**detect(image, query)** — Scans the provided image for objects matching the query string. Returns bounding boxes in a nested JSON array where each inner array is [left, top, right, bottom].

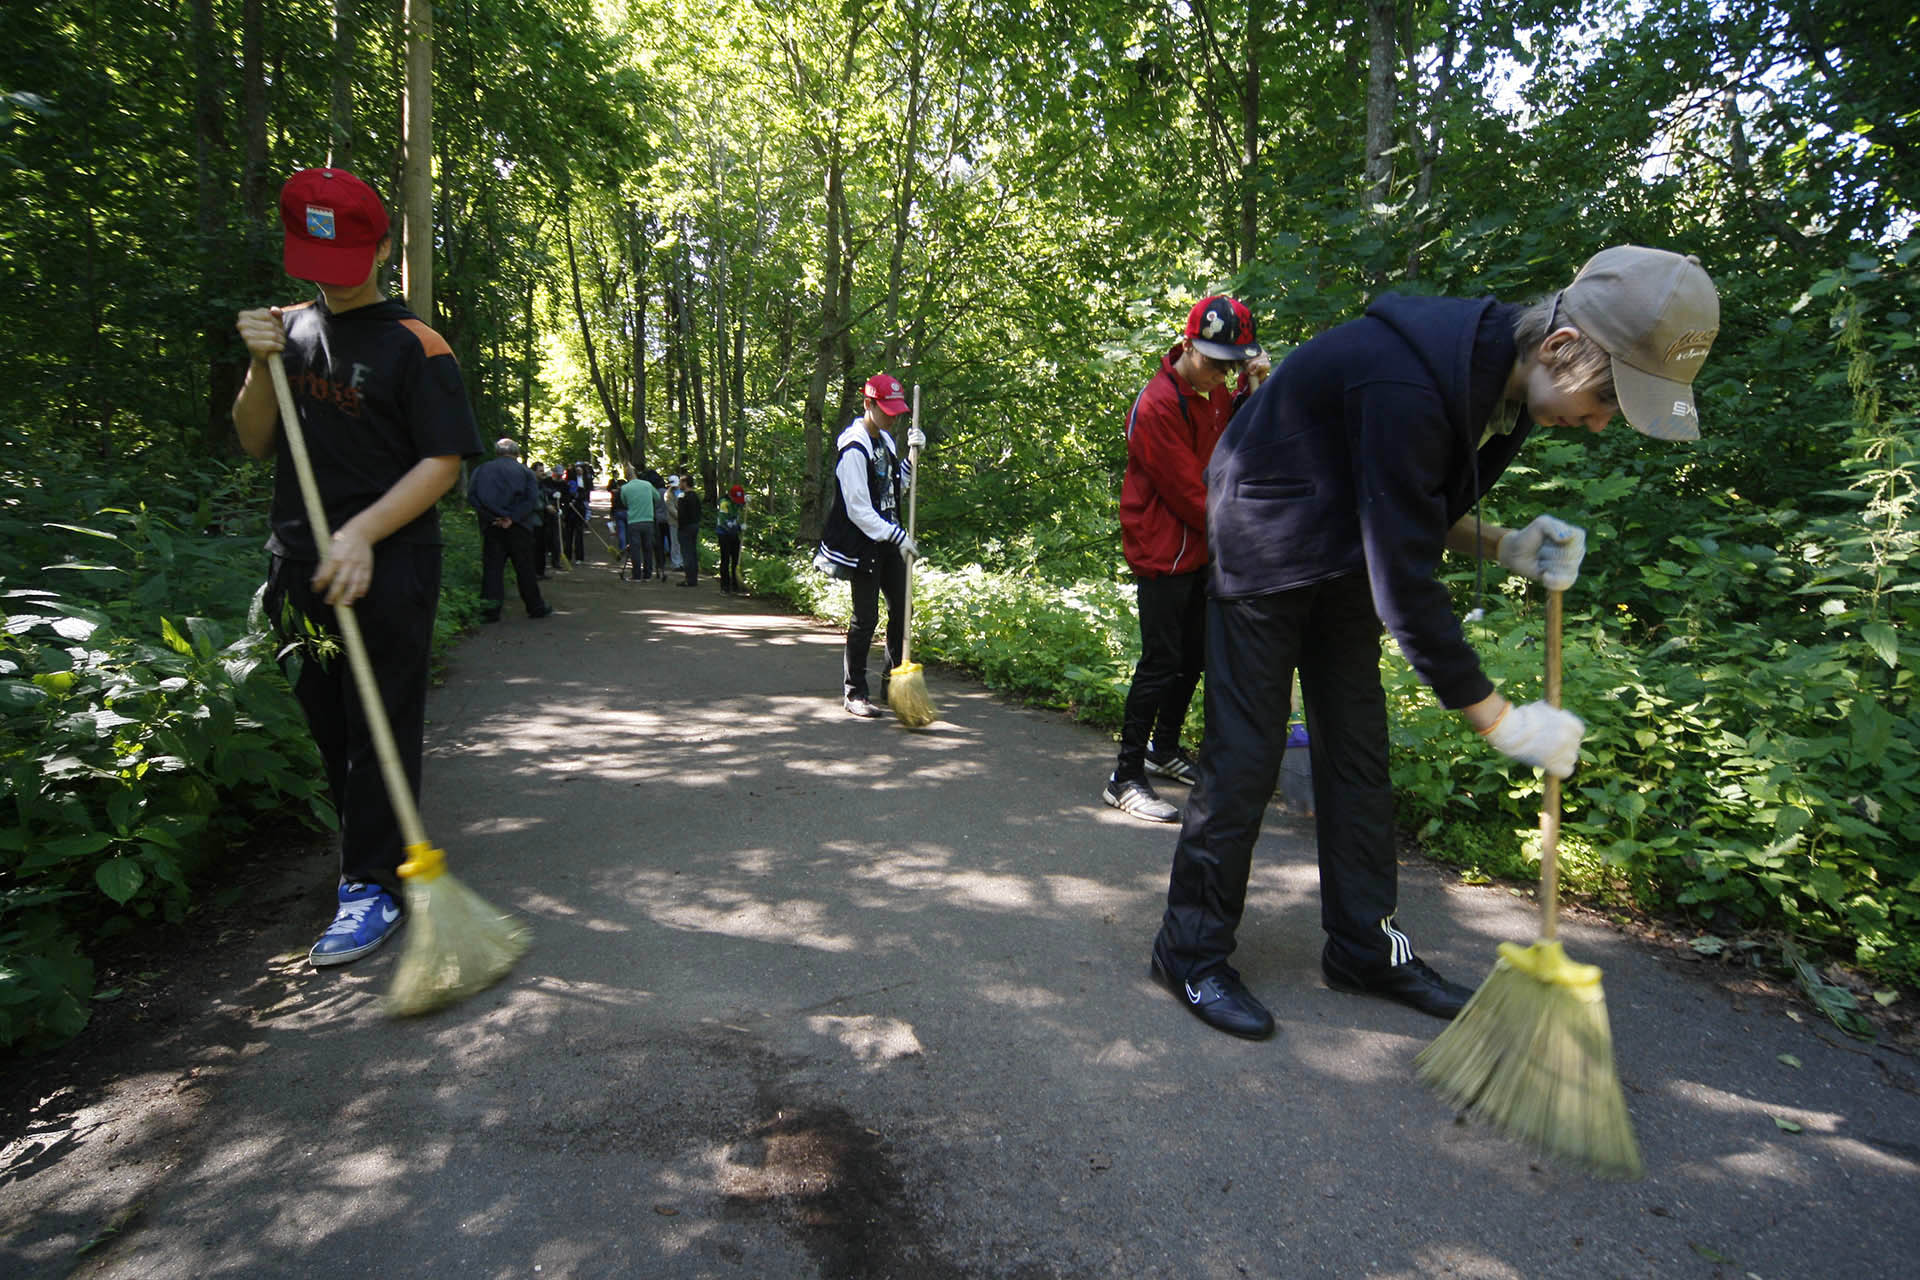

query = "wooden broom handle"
[[267, 352, 430, 850], [1540, 587, 1563, 940], [900, 385, 921, 667]]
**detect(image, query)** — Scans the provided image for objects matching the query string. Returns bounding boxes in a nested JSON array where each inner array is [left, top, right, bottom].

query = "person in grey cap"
[[1149, 246, 1719, 1040], [467, 437, 552, 621]]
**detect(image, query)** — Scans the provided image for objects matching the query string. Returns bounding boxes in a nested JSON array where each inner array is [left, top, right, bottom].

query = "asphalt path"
[[4, 548, 1917, 1279]]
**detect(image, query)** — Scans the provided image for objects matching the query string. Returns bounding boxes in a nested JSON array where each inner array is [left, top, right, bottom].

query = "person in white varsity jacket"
[[813, 372, 927, 718]]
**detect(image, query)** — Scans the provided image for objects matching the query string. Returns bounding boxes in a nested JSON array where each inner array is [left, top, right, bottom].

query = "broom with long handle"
[[887, 385, 937, 728], [1415, 588, 1641, 1178], [267, 353, 530, 1016]]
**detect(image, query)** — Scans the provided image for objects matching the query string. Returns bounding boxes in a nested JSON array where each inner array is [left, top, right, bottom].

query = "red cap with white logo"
[[863, 373, 910, 415], [279, 168, 390, 288]]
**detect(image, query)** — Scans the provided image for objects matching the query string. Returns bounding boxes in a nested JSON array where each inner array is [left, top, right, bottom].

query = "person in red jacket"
[[1103, 297, 1270, 822]]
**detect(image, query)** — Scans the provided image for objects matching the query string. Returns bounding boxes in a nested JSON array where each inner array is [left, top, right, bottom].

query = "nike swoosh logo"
[[381, 905, 400, 924], [1184, 982, 1205, 1005]]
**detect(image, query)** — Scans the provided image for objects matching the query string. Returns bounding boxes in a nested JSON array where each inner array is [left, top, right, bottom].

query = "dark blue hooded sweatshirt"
[[1206, 294, 1530, 710]]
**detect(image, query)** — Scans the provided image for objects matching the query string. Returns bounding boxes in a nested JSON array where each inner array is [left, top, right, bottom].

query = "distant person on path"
[[534, 462, 566, 573], [620, 471, 661, 581], [716, 483, 746, 594], [1150, 246, 1720, 1039], [1103, 296, 1269, 825], [662, 475, 684, 571], [646, 466, 672, 580], [814, 373, 926, 718], [675, 476, 703, 587], [561, 464, 588, 565], [467, 437, 552, 621], [609, 472, 630, 559], [231, 166, 481, 968]]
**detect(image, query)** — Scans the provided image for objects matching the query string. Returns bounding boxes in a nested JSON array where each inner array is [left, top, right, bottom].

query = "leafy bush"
[[0, 454, 484, 1052]]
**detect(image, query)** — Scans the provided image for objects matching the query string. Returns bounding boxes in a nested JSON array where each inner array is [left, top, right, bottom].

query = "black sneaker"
[[1151, 954, 1275, 1040], [843, 694, 886, 719], [1102, 777, 1178, 823], [1322, 947, 1474, 1020], [1145, 744, 1199, 785], [528, 604, 555, 619]]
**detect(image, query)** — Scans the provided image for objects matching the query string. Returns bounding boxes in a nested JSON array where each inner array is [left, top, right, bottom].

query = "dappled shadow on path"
[[4, 564, 1915, 1279]]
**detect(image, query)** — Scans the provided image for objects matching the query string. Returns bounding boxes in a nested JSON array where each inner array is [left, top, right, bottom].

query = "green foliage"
[[0, 455, 484, 1052], [0, 590, 330, 1050]]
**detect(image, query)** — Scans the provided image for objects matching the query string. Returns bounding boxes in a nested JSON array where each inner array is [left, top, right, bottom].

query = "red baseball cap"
[[1184, 296, 1263, 362], [279, 168, 390, 287], [729, 484, 746, 504], [863, 373, 910, 415]]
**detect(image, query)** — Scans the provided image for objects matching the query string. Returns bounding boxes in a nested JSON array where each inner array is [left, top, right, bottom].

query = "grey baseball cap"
[[1560, 246, 1720, 441]]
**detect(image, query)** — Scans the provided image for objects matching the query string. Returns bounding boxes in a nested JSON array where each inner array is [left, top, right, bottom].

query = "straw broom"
[[1415, 588, 1641, 1178], [887, 385, 937, 728], [267, 354, 531, 1016]]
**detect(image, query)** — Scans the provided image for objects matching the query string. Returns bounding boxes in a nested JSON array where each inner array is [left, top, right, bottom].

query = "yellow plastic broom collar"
[[397, 842, 446, 881], [1495, 939, 1604, 990]]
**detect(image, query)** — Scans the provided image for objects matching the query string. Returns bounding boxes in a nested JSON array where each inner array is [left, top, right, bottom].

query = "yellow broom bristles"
[[1416, 940, 1642, 1179], [887, 661, 937, 728], [385, 843, 531, 1017]]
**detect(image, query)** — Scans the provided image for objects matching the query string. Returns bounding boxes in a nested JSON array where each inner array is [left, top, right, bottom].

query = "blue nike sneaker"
[[309, 881, 404, 967]]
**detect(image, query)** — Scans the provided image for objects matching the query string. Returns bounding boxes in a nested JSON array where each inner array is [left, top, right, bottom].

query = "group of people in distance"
[[234, 165, 1721, 1051], [610, 468, 748, 594]]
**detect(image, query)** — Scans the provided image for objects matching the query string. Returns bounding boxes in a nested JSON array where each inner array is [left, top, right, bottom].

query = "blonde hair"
[[1514, 295, 1616, 402]]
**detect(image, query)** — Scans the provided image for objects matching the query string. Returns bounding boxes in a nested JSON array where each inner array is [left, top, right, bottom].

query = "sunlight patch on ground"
[[513, 890, 630, 933], [849, 850, 1038, 911], [805, 1014, 923, 1067], [645, 890, 857, 952], [1086, 1038, 1158, 1069], [974, 981, 1066, 1010], [1398, 1246, 1527, 1280], [1285, 1025, 1428, 1085]]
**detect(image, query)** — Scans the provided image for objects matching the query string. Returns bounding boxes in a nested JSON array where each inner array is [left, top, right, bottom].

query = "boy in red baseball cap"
[[716, 483, 748, 594], [230, 167, 482, 969], [813, 373, 927, 716], [1103, 296, 1270, 825]]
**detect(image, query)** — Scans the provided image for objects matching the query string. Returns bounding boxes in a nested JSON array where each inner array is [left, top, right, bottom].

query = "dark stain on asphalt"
[[721, 1099, 965, 1280]]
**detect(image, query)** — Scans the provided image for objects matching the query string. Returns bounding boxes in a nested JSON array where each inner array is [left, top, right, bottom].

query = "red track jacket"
[[1119, 345, 1243, 577]]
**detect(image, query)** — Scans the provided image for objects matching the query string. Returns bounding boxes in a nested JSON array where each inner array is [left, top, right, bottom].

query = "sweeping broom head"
[[887, 661, 937, 728], [386, 843, 531, 1017], [1415, 940, 1643, 1179]]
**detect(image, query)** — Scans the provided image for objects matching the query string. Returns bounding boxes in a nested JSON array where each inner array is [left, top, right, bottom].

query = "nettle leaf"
[[0, 681, 50, 710], [160, 617, 193, 656], [94, 857, 144, 904], [1772, 1116, 1803, 1133], [1861, 622, 1899, 669]]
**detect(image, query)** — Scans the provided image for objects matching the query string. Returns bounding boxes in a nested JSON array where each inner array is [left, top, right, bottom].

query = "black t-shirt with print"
[[267, 296, 482, 560]]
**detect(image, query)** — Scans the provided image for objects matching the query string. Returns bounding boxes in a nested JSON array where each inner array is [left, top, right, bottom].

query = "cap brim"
[[874, 397, 910, 415], [1614, 358, 1701, 441], [1190, 338, 1263, 362], [283, 230, 377, 287]]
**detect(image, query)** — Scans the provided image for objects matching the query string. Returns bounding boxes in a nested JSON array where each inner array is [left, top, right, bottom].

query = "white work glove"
[[1480, 700, 1585, 779], [906, 426, 927, 451], [1497, 515, 1586, 591], [896, 531, 919, 560]]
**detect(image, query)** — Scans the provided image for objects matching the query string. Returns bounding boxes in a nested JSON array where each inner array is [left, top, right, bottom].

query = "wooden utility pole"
[[402, 0, 432, 320]]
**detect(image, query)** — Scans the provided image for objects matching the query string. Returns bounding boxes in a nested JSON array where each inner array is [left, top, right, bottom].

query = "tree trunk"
[[563, 198, 627, 449], [192, 0, 236, 449], [328, 0, 355, 169], [401, 0, 433, 320], [1364, 0, 1397, 208], [1239, 0, 1260, 270]]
